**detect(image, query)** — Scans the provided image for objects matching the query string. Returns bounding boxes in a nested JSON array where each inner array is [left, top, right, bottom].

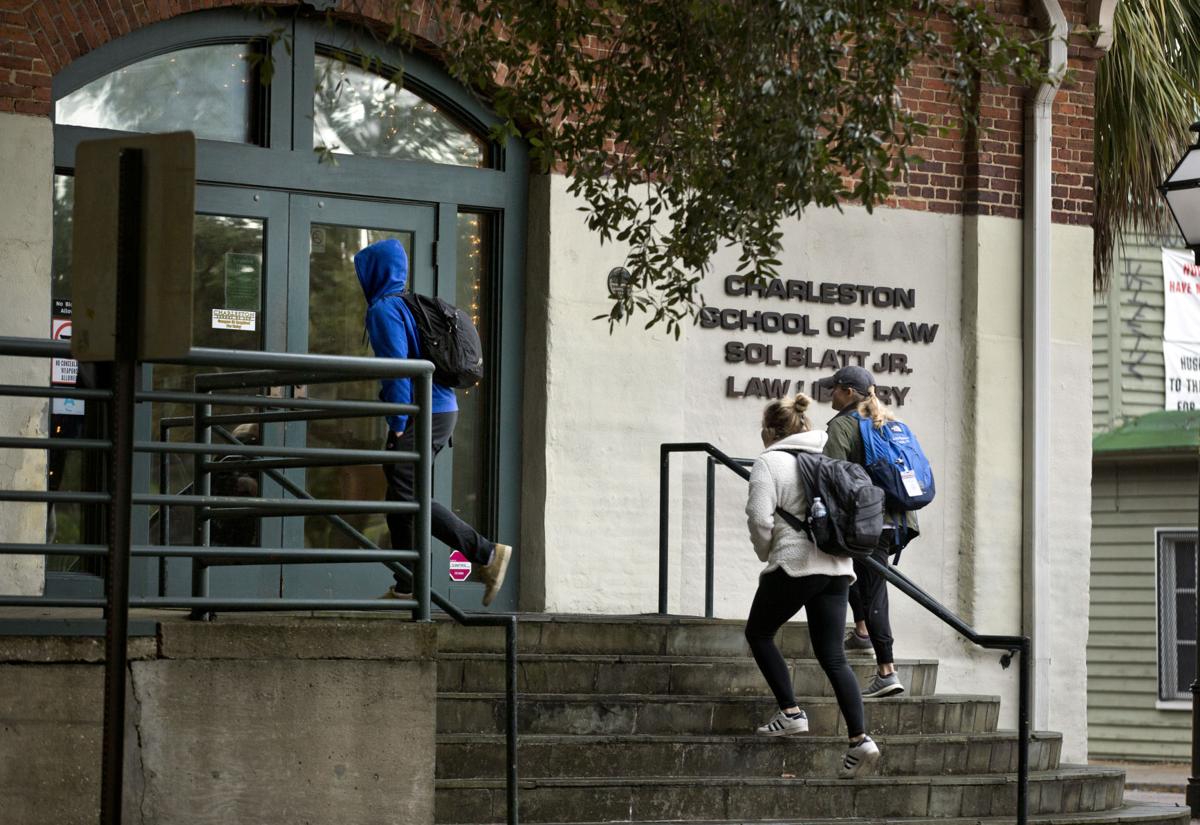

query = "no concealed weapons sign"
[[448, 550, 472, 582]]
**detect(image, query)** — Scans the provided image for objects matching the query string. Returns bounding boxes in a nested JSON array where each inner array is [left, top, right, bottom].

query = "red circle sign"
[[448, 550, 472, 582]]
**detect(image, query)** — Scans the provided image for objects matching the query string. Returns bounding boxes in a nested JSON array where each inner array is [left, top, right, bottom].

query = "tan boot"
[[475, 544, 512, 607]]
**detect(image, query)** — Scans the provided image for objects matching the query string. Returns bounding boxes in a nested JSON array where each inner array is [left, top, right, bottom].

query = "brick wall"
[[0, 0, 1098, 225], [887, 1, 1099, 225]]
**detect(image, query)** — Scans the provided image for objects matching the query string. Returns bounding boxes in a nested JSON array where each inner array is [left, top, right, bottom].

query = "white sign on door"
[[212, 308, 257, 331]]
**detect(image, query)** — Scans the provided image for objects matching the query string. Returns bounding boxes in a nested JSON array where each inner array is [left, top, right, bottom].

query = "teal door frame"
[[153, 186, 292, 600], [283, 195, 443, 600], [48, 9, 528, 610]]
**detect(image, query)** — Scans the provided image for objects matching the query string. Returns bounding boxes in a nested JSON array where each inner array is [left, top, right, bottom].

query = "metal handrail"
[[200, 420, 521, 825], [0, 336, 520, 825], [159, 370, 519, 824], [658, 441, 1031, 825]]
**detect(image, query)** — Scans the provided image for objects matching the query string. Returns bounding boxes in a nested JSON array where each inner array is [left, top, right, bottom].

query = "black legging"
[[745, 569, 866, 738], [382, 412, 495, 589], [849, 539, 895, 665]]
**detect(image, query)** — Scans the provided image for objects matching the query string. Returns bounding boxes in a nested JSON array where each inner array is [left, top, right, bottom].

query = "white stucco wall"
[[0, 112, 51, 596], [523, 174, 1094, 759], [954, 216, 1094, 760], [1046, 222, 1095, 761]]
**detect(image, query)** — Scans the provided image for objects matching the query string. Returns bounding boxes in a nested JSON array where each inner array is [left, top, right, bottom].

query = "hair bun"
[[791, 393, 812, 413]]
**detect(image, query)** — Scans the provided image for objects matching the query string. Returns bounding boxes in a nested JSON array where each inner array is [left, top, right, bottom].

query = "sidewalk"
[[1092, 760, 1188, 809]]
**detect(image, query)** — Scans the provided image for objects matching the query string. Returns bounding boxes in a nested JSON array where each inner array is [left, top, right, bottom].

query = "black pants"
[[745, 569, 865, 738], [849, 537, 894, 665], [382, 412, 494, 587]]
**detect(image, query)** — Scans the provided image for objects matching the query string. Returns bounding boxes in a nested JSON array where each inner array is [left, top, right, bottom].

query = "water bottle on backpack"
[[808, 495, 836, 549]]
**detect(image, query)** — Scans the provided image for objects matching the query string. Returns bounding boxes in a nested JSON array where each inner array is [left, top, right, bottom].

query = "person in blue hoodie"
[[354, 238, 512, 606]]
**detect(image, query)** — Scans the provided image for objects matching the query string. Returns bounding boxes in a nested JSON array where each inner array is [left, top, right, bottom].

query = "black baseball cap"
[[815, 365, 875, 395]]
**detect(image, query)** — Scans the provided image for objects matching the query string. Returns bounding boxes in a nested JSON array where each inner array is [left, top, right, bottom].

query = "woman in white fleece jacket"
[[744, 393, 880, 778]]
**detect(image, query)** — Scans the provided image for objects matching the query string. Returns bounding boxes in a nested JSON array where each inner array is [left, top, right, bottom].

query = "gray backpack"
[[776, 452, 884, 560]]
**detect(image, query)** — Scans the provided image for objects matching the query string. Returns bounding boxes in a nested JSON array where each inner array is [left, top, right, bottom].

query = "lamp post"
[[1160, 121, 1200, 818]]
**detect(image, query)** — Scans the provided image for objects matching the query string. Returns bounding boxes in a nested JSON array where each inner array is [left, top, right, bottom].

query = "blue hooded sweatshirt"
[[354, 239, 457, 432]]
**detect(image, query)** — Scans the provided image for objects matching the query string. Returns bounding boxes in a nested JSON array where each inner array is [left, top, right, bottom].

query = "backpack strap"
[[793, 450, 820, 493], [774, 451, 822, 542]]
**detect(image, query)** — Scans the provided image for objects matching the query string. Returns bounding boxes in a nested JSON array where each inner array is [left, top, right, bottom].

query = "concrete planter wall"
[[0, 617, 437, 825]]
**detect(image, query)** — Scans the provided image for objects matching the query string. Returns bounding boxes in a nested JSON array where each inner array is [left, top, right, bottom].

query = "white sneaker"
[[755, 709, 808, 737], [838, 735, 881, 778], [377, 586, 412, 600], [474, 544, 512, 607]]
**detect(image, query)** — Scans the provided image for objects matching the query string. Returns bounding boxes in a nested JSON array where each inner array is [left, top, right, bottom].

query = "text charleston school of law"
[[0, 0, 1108, 760]]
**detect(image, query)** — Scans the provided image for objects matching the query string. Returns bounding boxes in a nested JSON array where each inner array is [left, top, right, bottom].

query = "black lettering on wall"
[[708, 278, 933, 403]]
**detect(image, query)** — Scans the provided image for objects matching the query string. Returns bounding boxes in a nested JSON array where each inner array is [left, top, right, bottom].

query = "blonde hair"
[[847, 386, 896, 429], [761, 393, 813, 444]]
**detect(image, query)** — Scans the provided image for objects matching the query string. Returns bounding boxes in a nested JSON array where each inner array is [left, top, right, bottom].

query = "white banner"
[[1163, 248, 1200, 409], [1165, 340, 1200, 411], [1163, 248, 1200, 342]]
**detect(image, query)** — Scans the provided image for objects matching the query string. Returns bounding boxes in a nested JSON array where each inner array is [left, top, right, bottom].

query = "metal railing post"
[[414, 372, 432, 622], [658, 446, 670, 614], [1018, 640, 1031, 825], [189, 395, 212, 620], [505, 616, 519, 825], [157, 420, 169, 597], [705, 456, 715, 619]]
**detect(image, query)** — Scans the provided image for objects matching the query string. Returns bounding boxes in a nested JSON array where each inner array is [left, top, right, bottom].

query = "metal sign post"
[[97, 147, 142, 825], [71, 131, 195, 825]]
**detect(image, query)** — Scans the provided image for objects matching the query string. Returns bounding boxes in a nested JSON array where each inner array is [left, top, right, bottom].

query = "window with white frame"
[[1158, 530, 1198, 702]]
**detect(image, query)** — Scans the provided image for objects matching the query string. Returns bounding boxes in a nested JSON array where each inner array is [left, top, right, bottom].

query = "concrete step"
[[436, 614, 826, 659], [437, 692, 999, 736], [439, 803, 1190, 825], [435, 731, 1063, 779], [434, 765, 1126, 823], [438, 653, 939, 697]]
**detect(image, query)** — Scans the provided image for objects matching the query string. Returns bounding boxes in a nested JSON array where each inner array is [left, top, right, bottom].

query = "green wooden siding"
[[1093, 293, 1111, 430], [1093, 233, 1176, 432], [1088, 460, 1193, 761]]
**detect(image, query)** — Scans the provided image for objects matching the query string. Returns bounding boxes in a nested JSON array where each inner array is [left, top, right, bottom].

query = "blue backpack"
[[855, 413, 935, 511]]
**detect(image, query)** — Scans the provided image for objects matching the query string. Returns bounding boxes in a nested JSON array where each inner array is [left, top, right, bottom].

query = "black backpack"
[[397, 293, 484, 389], [776, 452, 884, 560]]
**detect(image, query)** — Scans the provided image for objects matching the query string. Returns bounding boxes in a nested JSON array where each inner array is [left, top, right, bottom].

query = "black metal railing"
[[658, 441, 1031, 825], [0, 336, 519, 825], [162, 405, 519, 825]]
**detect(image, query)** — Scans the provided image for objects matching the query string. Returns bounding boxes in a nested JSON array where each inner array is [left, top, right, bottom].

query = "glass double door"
[[156, 187, 491, 605]]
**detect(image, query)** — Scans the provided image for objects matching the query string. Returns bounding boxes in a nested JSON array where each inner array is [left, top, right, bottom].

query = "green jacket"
[[823, 410, 919, 539]]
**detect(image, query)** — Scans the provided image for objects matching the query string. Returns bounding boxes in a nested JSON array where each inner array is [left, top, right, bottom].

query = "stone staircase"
[[433, 615, 1188, 825]]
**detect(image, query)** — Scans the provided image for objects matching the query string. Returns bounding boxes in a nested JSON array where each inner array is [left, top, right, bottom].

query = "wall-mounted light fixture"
[[607, 266, 633, 319]]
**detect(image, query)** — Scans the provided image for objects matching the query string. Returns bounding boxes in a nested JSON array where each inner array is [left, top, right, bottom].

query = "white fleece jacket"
[[745, 430, 856, 582]]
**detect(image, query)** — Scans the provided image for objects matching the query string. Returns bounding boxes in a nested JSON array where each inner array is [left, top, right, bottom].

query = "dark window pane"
[[304, 224, 411, 550], [1178, 540, 1197, 590], [151, 215, 267, 546], [1178, 643, 1196, 696], [1179, 592, 1197, 643], [51, 175, 73, 302], [313, 54, 486, 167], [451, 213, 491, 532], [56, 44, 258, 144], [47, 174, 92, 571]]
